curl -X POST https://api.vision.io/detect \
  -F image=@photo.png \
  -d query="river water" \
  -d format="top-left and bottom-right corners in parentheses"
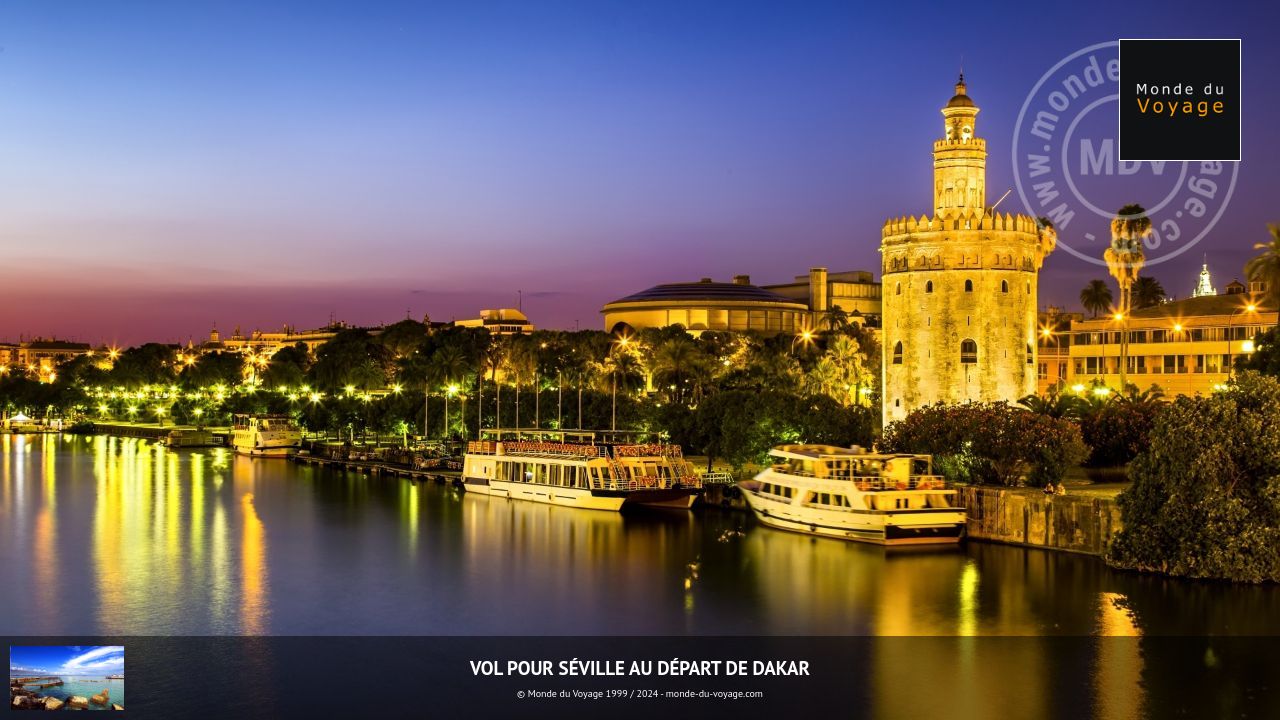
top-left (2, 433), bottom-right (1277, 637)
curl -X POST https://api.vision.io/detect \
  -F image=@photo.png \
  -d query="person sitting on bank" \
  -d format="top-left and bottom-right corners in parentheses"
top-left (1055, 482), bottom-right (1068, 496)
top-left (1043, 482), bottom-right (1055, 496)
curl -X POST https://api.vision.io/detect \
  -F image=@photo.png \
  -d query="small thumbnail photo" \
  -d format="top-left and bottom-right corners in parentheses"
top-left (10, 646), bottom-right (124, 711)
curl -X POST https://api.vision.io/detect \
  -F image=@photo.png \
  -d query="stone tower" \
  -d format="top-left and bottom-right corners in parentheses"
top-left (880, 75), bottom-right (1056, 425)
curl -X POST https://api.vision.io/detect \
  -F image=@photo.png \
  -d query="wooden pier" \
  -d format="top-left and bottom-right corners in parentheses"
top-left (11, 676), bottom-right (63, 689)
top-left (292, 453), bottom-right (461, 485)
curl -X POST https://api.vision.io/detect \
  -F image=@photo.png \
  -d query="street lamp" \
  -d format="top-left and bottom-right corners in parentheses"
top-left (444, 384), bottom-right (459, 441)
top-left (1226, 303), bottom-right (1259, 377)
top-left (610, 336), bottom-right (633, 432)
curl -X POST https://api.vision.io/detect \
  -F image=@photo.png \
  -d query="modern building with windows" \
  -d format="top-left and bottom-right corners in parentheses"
top-left (1060, 287), bottom-right (1275, 397)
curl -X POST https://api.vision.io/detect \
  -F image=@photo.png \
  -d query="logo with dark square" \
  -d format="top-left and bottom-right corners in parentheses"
top-left (1119, 39), bottom-right (1240, 161)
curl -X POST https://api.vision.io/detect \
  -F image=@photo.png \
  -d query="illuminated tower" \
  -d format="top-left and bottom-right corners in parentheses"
top-left (1192, 259), bottom-right (1216, 297)
top-left (880, 75), bottom-right (1057, 425)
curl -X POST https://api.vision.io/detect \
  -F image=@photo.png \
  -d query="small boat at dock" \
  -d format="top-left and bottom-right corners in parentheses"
top-left (462, 429), bottom-right (702, 511)
top-left (230, 414), bottom-right (301, 457)
top-left (741, 444), bottom-right (965, 545)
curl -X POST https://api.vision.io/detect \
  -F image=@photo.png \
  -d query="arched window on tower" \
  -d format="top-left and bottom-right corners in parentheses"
top-left (925, 280), bottom-right (934, 293)
top-left (1001, 280), bottom-right (1009, 293)
top-left (892, 341), bottom-right (903, 364)
top-left (964, 279), bottom-right (974, 292)
top-left (1026, 343), bottom-right (1034, 364)
top-left (960, 339), bottom-right (978, 364)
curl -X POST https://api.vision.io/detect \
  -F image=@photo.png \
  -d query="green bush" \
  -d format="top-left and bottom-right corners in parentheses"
top-left (880, 401), bottom-right (1087, 486)
top-left (1107, 372), bottom-right (1280, 582)
top-left (1079, 398), bottom-right (1165, 467)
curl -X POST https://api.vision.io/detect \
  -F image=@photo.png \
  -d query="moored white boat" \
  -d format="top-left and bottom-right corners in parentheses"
top-left (230, 414), bottom-right (301, 457)
top-left (741, 445), bottom-right (965, 545)
top-left (462, 429), bottom-right (702, 511)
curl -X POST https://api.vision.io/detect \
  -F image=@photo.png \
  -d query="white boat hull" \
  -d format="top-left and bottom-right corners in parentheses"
top-left (742, 482), bottom-right (964, 546)
top-left (465, 477), bottom-right (696, 511)
top-left (233, 445), bottom-right (298, 458)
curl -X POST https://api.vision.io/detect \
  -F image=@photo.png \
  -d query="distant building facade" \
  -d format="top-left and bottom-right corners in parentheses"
top-left (761, 268), bottom-right (882, 326)
top-left (601, 277), bottom-right (812, 336)
top-left (1043, 277), bottom-right (1276, 397)
top-left (880, 75), bottom-right (1057, 425)
top-left (601, 270), bottom-right (881, 337)
top-left (0, 338), bottom-right (93, 378)
top-left (454, 308), bottom-right (534, 335)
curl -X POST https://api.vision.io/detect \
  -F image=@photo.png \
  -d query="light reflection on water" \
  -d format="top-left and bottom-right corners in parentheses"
top-left (1, 434), bottom-right (1277, 641)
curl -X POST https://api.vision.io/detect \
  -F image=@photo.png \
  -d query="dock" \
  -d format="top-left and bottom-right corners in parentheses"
top-left (11, 676), bottom-right (63, 689)
top-left (293, 453), bottom-right (461, 485)
top-left (88, 422), bottom-right (230, 444)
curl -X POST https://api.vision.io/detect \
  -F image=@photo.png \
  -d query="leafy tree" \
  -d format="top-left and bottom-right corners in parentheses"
top-left (1107, 372), bottom-right (1280, 582)
top-left (1080, 279), bottom-right (1113, 319)
top-left (261, 343), bottom-right (311, 390)
top-left (1236, 328), bottom-right (1280, 376)
top-left (378, 318), bottom-right (429, 359)
top-left (307, 329), bottom-right (393, 391)
top-left (182, 351), bottom-right (245, 389)
top-left (880, 401), bottom-right (1087, 486)
top-left (108, 343), bottom-right (177, 388)
top-left (1078, 388), bottom-right (1166, 467)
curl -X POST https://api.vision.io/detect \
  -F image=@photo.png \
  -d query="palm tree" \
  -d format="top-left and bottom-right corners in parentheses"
top-left (651, 336), bottom-right (710, 405)
top-left (820, 308), bottom-right (850, 333)
top-left (1106, 203), bottom-right (1151, 387)
top-left (433, 346), bottom-right (469, 438)
top-left (1018, 389), bottom-right (1085, 421)
top-left (1131, 276), bottom-right (1166, 310)
top-left (1080, 280), bottom-right (1113, 319)
top-left (1246, 223), bottom-right (1280, 329)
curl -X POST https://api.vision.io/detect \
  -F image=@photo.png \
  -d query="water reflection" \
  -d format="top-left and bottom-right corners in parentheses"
top-left (0, 435), bottom-right (1277, 640)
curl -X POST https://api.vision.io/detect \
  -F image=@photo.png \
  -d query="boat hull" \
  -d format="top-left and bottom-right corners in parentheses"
top-left (742, 486), bottom-right (964, 546)
top-left (467, 477), bottom-right (698, 512)
top-left (232, 445), bottom-right (298, 458)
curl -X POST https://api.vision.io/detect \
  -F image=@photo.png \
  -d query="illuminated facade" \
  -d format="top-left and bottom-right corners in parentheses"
top-left (0, 339), bottom-right (93, 377)
top-left (1059, 290), bottom-right (1275, 397)
top-left (602, 270), bottom-right (880, 336)
top-left (601, 277), bottom-right (811, 336)
top-left (454, 308), bottom-right (534, 335)
top-left (880, 76), bottom-right (1057, 424)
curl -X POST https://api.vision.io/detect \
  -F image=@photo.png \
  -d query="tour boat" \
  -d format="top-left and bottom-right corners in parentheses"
top-left (740, 445), bottom-right (965, 545)
top-left (462, 429), bottom-right (702, 511)
top-left (229, 414), bottom-right (301, 457)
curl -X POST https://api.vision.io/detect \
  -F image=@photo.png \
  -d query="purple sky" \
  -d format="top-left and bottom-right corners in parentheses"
top-left (1, 1), bottom-right (1276, 346)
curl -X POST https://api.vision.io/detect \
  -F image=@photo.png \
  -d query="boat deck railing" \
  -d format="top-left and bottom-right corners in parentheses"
top-left (467, 440), bottom-right (608, 458)
top-left (589, 475), bottom-right (702, 492)
top-left (699, 471), bottom-right (736, 485)
top-left (770, 467), bottom-right (950, 491)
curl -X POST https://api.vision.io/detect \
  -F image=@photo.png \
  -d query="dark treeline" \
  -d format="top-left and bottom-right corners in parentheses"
top-left (0, 320), bottom-right (880, 469)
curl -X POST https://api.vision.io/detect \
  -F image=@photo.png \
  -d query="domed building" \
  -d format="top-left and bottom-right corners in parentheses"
top-left (601, 277), bottom-right (811, 336)
top-left (880, 75), bottom-right (1057, 425)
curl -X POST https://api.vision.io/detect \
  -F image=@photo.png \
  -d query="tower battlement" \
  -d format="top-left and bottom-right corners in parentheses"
top-left (880, 211), bottom-right (1040, 238)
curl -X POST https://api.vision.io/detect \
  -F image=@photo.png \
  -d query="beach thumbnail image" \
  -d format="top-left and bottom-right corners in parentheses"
top-left (10, 646), bottom-right (124, 711)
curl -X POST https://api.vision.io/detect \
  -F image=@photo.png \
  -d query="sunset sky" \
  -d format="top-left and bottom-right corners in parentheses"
top-left (1, 1), bottom-right (1277, 345)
